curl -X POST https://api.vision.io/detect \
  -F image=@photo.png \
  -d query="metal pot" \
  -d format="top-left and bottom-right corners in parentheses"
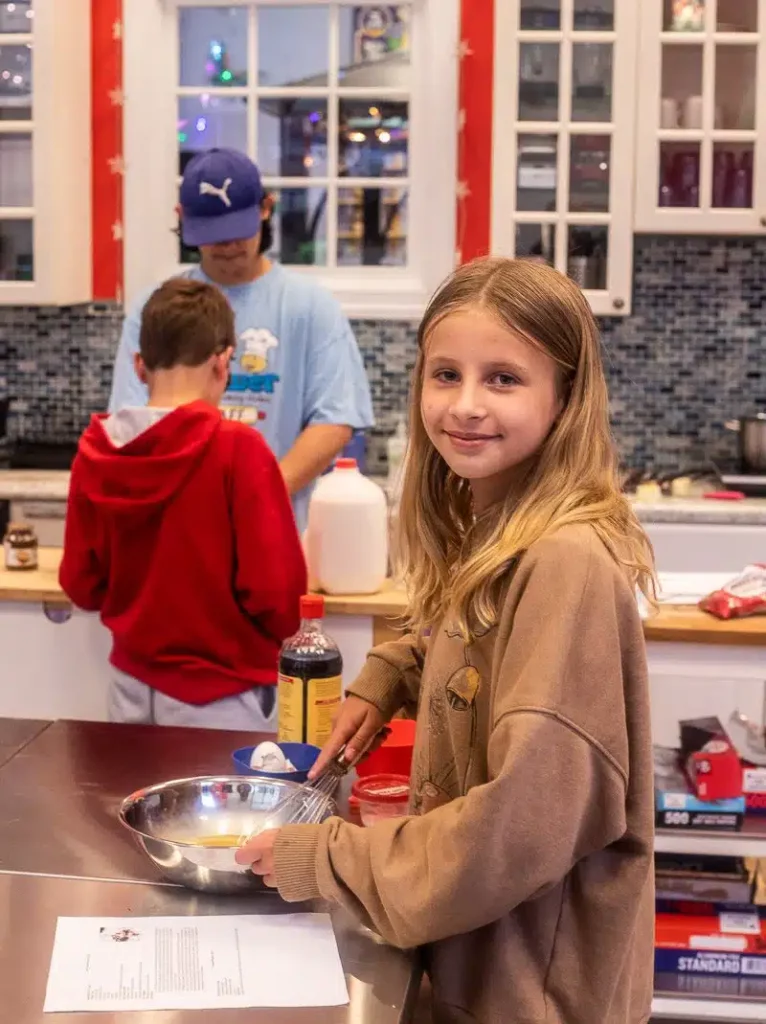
top-left (726, 414), bottom-right (766, 473)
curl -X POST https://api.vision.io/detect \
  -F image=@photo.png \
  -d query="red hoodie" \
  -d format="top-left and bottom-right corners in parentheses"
top-left (59, 401), bottom-right (307, 704)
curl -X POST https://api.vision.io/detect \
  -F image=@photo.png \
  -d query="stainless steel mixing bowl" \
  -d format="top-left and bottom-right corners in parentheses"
top-left (119, 775), bottom-right (335, 894)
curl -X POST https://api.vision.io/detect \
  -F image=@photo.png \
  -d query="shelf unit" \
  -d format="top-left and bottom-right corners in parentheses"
top-left (652, 815), bottom-right (766, 1020)
top-left (654, 817), bottom-right (766, 1019)
top-left (648, 650), bottom-right (766, 1020)
top-left (655, 818), bottom-right (766, 858)
top-left (652, 995), bottom-right (766, 1021)
top-left (653, 816), bottom-right (766, 1020)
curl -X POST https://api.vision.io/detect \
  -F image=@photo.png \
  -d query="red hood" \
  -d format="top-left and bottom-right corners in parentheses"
top-left (75, 402), bottom-right (223, 514)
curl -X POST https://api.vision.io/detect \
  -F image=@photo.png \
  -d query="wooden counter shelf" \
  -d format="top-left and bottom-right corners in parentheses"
top-left (3, 549), bottom-right (766, 647)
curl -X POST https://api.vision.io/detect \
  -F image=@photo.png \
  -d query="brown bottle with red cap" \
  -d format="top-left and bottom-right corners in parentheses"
top-left (277, 595), bottom-right (343, 747)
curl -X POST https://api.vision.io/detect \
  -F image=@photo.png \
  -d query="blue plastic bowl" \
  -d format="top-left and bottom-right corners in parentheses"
top-left (231, 742), bottom-right (321, 783)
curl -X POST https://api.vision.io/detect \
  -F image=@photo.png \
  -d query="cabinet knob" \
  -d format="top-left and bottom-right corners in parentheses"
top-left (612, 297), bottom-right (625, 310)
top-left (761, 216), bottom-right (766, 228)
top-left (43, 601), bottom-right (72, 624)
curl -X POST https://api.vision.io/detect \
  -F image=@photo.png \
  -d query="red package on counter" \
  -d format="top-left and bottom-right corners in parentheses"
top-left (680, 717), bottom-right (744, 802)
top-left (688, 741), bottom-right (743, 802)
top-left (699, 565), bottom-right (766, 620)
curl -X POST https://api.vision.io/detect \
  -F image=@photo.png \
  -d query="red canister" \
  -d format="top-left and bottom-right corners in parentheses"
top-left (357, 718), bottom-right (416, 779)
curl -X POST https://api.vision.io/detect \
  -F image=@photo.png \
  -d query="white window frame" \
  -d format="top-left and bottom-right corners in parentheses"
top-left (0, 0), bottom-right (91, 306)
top-left (123, 0), bottom-right (458, 319)
top-left (491, 0), bottom-right (637, 317)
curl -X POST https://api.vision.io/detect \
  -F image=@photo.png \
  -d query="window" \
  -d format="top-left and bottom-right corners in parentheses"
top-left (0, 0), bottom-right (34, 285)
top-left (124, 0), bottom-right (458, 318)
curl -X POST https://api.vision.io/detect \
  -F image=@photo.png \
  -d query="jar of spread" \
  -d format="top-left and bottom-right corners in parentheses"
top-left (3, 523), bottom-right (38, 571)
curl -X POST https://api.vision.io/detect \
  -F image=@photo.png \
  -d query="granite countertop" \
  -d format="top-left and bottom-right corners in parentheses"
top-left (0, 470), bottom-right (70, 502)
top-left (3, 470), bottom-right (766, 525)
top-left (632, 496), bottom-right (766, 525)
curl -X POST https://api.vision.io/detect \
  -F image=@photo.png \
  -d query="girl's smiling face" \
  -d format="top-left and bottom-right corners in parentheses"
top-left (421, 306), bottom-right (564, 510)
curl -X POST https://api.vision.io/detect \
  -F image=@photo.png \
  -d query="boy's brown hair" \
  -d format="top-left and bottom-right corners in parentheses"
top-left (139, 278), bottom-right (236, 371)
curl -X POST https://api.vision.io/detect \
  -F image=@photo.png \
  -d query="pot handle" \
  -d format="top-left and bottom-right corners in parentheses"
top-left (725, 419), bottom-right (741, 431)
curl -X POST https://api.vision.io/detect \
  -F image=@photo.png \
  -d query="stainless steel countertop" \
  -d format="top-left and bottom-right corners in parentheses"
top-left (0, 719), bottom-right (279, 881)
top-left (0, 871), bottom-right (419, 1024)
top-left (0, 719), bottom-right (420, 1023)
top-left (0, 717), bottom-right (50, 767)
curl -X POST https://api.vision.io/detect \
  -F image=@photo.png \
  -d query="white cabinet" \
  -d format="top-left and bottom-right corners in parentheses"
top-left (491, 0), bottom-right (638, 315)
top-left (645, 520), bottom-right (766, 573)
top-left (0, 604), bottom-right (110, 721)
top-left (635, 0), bottom-right (766, 233)
top-left (0, 0), bottom-right (91, 305)
top-left (648, 641), bottom-right (766, 748)
top-left (0, 605), bottom-right (368, 723)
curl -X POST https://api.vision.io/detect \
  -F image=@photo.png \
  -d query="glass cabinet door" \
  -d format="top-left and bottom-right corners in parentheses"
top-left (493, 0), bottom-right (638, 315)
top-left (636, 0), bottom-right (766, 232)
top-left (0, 2), bottom-right (33, 284)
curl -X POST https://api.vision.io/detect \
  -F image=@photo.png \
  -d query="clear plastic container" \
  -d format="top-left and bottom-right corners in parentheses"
top-left (351, 774), bottom-right (410, 827)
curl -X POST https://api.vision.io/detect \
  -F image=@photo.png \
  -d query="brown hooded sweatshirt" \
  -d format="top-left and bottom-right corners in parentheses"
top-left (273, 524), bottom-right (655, 1024)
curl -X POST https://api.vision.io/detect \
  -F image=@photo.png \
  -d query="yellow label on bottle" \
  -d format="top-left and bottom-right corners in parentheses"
top-left (277, 673), bottom-right (342, 746)
top-left (277, 673), bottom-right (304, 743)
top-left (307, 675), bottom-right (342, 747)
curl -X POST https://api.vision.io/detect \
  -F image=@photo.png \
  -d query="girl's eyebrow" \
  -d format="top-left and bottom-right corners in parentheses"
top-left (424, 351), bottom-right (529, 376)
top-left (427, 354), bottom-right (529, 375)
top-left (482, 359), bottom-right (528, 376)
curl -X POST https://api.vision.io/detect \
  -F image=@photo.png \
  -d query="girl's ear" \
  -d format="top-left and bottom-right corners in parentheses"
top-left (556, 371), bottom-right (574, 416)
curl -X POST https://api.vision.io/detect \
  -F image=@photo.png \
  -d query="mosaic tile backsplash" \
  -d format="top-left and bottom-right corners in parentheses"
top-left (1, 235), bottom-right (766, 476)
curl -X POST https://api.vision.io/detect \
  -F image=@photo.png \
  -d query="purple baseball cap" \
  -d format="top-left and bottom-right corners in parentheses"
top-left (180, 148), bottom-right (265, 247)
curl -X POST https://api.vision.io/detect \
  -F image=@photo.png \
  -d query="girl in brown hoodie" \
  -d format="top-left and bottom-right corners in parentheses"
top-left (237, 257), bottom-right (657, 1024)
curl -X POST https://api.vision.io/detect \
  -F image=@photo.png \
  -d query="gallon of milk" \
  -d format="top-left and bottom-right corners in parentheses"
top-left (307, 458), bottom-right (388, 595)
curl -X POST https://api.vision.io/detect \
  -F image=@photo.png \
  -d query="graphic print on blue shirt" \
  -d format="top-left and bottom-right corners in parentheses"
top-left (109, 263), bottom-right (374, 530)
top-left (224, 327), bottom-right (282, 425)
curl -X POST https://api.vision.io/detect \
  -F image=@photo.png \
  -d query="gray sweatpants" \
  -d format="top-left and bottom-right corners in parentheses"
top-left (109, 668), bottom-right (278, 732)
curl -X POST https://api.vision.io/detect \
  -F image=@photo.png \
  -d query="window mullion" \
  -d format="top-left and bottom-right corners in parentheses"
top-left (326, 1), bottom-right (340, 269)
top-left (248, 3), bottom-right (257, 161)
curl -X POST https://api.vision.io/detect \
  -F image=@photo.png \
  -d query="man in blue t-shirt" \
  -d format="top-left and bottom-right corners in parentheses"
top-left (109, 147), bottom-right (374, 531)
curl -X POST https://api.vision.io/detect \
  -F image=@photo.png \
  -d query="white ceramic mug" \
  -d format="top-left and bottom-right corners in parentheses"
top-left (684, 95), bottom-right (703, 129)
top-left (660, 98), bottom-right (680, 128)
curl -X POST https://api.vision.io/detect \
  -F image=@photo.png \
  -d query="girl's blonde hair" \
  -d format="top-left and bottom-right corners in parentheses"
top-left (396, 256), bottom-right (655, 638)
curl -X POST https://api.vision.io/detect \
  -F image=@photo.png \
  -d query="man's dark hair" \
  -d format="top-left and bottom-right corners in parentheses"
top-left (259, 208), bottom-right (273, 253)
top-left (139, 278), bottom-right (236, 371)
top-left (175, 199), bottom-right (273, 260)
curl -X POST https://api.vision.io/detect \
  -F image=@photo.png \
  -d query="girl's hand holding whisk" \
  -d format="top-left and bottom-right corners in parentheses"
top-left (308, 695), bottom-right (389, 780)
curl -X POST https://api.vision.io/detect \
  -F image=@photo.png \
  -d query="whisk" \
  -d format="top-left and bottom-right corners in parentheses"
top-left (239, 748), bottom-right (355, 843)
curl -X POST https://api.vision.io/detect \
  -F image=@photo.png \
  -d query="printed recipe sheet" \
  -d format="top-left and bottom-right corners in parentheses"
top-left (44, 914), bottom-right (349, 1012)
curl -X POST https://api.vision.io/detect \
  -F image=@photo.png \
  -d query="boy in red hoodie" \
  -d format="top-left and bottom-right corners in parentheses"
top-left (60, 278), bottom-right (307, 730)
